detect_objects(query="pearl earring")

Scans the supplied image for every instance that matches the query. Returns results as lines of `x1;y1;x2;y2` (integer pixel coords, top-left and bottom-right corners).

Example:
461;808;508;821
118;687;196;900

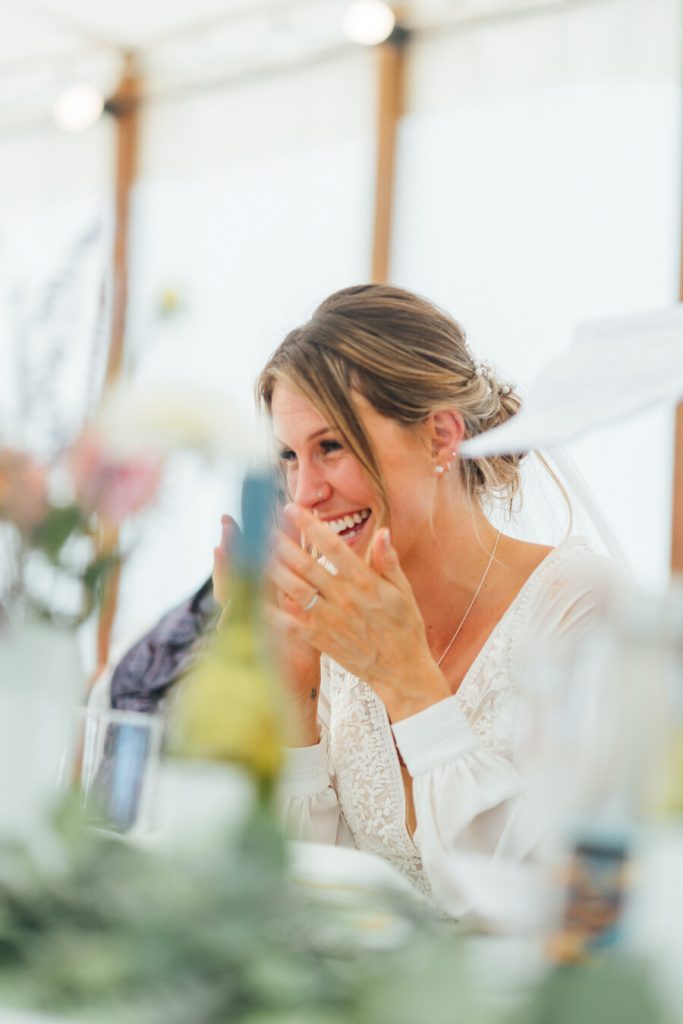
435;465;445;475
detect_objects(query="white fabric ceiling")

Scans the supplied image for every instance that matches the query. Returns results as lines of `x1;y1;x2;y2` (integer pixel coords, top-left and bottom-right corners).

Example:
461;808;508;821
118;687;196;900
0;0;592;129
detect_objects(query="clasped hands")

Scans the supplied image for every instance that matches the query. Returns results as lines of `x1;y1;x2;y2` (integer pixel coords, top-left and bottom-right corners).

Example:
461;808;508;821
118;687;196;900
213;504;449;723
267;505;449;723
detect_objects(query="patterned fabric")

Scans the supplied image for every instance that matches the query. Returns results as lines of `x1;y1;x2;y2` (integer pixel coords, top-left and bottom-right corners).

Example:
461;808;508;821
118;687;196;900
327;662;429;895
109;577;218;713
315;538;603;898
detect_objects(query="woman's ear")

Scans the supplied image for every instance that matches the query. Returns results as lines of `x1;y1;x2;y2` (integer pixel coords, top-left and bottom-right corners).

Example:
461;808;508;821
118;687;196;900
426;409;466;463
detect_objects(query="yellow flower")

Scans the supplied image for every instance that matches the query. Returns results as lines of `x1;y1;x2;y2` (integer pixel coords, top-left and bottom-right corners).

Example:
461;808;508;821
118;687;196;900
173;629;283;786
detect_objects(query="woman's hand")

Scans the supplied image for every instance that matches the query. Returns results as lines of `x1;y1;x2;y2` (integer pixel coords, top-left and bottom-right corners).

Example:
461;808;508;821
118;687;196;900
212;514;239;608
268;514;322;746
267;504;450;723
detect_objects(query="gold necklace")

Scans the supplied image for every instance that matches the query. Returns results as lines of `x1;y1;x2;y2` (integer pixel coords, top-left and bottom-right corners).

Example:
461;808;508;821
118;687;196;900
436;528;502;667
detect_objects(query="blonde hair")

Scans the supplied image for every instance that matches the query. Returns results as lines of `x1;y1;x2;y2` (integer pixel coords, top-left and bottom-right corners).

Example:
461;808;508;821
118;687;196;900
257;284;524;527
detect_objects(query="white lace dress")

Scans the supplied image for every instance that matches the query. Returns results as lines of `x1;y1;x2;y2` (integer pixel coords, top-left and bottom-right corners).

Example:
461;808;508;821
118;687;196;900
279;538;619;921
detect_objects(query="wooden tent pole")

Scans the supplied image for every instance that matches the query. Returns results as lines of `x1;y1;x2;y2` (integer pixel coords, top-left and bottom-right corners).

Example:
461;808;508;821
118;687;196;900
371;27;408;283
95;53;141;677
672;405;683;575
672;207;683;576
103;52;140;389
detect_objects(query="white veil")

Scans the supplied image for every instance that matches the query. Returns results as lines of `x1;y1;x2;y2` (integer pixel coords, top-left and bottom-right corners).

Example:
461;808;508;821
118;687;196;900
476;446;633;572
460;305;683;578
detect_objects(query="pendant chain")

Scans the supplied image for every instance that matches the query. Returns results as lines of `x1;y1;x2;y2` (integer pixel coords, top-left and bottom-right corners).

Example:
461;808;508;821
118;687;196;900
436;528;502;668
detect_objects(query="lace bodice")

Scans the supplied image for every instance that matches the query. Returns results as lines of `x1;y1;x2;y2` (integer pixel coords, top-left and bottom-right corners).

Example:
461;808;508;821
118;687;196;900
327;660;428;892
280;538;620;918
326;567;525;897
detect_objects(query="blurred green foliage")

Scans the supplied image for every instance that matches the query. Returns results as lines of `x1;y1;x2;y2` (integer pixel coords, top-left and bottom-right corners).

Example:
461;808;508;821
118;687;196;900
0;803;671;1024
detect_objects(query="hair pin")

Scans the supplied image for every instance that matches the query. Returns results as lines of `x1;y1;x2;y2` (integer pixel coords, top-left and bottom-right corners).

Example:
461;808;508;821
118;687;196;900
473;359;492;382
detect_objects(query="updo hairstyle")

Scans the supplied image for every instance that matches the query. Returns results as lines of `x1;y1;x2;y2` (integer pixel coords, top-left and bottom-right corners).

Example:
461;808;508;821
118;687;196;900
257;284;524;525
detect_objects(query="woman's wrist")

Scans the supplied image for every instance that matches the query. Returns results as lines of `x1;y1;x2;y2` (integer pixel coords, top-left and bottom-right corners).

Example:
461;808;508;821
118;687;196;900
283;692;320;747
382;659;451;724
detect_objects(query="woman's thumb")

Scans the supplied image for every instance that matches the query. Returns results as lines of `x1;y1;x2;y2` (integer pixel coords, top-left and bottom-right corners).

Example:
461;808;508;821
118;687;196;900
371;528;401;582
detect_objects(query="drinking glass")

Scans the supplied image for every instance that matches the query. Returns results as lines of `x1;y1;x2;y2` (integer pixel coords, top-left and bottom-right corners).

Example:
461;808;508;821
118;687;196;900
73;707;163;834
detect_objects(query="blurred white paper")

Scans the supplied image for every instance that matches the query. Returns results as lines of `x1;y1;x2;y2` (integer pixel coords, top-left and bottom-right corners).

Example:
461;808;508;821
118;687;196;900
461;305;683;458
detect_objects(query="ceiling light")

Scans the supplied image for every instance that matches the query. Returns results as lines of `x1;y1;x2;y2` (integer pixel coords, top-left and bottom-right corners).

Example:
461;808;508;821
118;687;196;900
53;84;105;132
343;1;396;46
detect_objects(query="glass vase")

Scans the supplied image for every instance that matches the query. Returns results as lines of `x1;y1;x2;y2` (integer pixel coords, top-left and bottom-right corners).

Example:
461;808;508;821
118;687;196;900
0;620;84;857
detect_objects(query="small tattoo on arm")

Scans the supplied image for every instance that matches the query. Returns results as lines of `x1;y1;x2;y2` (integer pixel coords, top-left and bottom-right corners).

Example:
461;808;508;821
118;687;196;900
310;688;317;701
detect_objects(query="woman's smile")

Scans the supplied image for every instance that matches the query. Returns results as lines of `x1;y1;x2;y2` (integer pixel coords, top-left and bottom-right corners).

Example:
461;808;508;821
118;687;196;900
320;507;372;545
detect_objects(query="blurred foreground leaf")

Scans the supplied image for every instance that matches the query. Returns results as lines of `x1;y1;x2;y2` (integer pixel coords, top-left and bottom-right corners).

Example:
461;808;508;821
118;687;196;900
29;504;85;561
518;960;667;1024
0;803;475;1024
0;803;672;1024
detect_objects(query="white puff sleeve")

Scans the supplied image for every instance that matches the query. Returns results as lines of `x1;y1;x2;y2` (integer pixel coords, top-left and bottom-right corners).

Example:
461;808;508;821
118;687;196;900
392;696;537;926
276;658;356;848
392;544;623;925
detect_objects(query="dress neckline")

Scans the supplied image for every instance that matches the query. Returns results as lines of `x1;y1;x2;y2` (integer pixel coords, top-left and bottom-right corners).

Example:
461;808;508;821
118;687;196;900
454;536;589;706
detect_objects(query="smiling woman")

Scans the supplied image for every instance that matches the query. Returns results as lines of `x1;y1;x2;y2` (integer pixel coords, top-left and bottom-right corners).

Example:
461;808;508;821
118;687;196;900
252;283;622;926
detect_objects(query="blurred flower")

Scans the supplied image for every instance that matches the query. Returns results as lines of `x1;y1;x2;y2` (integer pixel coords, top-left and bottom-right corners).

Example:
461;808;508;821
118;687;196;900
1;376;271;628
156;286;185;319
69;430;163;527
0;449;50;530
0;426;163;627
97;381;272;466
173;628;283;787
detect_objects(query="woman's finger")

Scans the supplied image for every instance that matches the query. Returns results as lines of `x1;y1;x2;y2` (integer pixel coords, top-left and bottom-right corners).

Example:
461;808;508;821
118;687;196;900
274;530;337;597
267;558;321;612
212;546;229;602
282;504;367;583
370;528;411;592
212;514;240;606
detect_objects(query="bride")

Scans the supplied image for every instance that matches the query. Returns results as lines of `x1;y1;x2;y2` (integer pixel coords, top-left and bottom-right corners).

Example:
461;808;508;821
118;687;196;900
221;283;620;922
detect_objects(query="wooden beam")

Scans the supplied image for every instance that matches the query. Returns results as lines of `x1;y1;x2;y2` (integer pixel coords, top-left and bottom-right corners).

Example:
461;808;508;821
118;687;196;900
103;53;140;390
672;402;683;575
95;53;141;677
371;30;408;283
673;202;683;576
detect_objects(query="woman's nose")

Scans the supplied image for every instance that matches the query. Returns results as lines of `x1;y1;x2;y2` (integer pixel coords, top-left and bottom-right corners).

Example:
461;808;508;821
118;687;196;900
292;464;331;508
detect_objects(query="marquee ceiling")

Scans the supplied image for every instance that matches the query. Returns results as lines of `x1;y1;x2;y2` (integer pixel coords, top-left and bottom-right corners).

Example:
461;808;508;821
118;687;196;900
0;0;591;130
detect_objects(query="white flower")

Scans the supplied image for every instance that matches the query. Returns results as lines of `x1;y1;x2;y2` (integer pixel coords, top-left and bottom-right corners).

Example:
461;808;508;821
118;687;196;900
96;382;274;468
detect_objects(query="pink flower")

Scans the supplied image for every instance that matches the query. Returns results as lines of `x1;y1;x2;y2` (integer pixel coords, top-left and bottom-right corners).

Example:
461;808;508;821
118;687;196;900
70;431;163;526
0;449;49;530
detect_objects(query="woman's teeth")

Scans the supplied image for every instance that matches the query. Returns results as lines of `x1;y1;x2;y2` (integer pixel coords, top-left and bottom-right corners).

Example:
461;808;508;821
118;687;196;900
327;509;371;535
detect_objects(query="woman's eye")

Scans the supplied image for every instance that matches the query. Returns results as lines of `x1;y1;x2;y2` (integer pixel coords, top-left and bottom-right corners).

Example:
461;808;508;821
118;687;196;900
277;439;341;462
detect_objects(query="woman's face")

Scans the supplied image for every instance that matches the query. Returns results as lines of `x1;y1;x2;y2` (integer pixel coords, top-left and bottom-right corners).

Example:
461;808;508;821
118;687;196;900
271;383;435;561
